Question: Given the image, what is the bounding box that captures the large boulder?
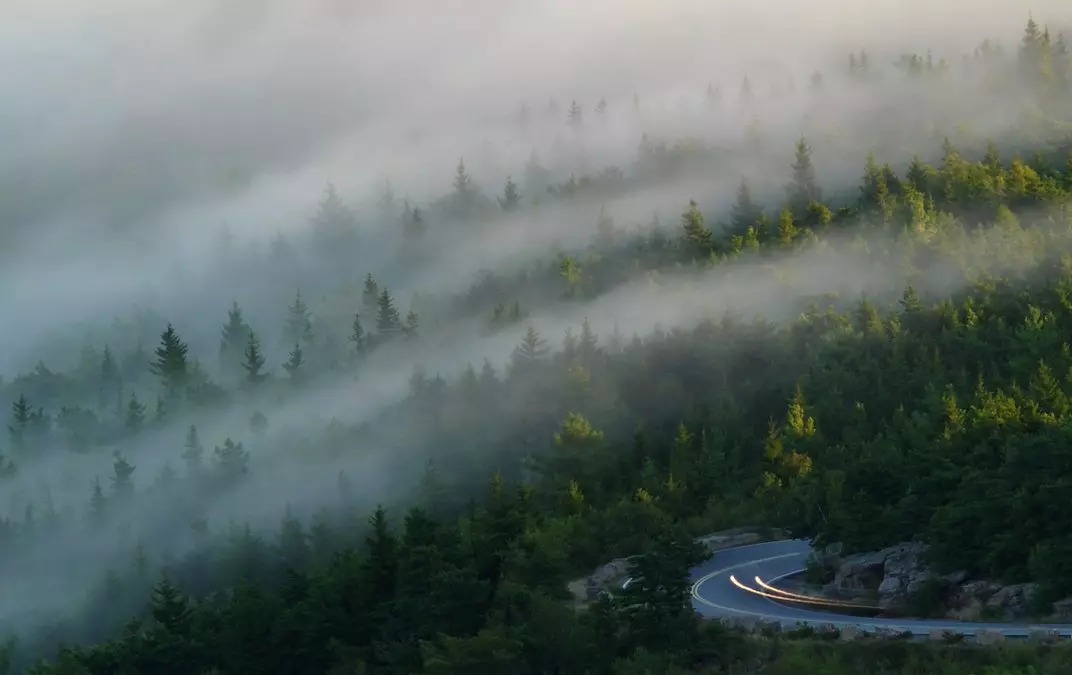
[827,542,928,601]
[984,582,1037,619]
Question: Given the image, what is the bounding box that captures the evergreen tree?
[111,453,135,497]
[498,176,521,213]
[559,256,582,298]
[182,425,204,478]
[363,505,399,608]
[89,476,106,523]
[242,331,268,385]
[278,506,310,571]
[8,394,31,453]
[523,151,551,195]
[777,207,798,245]
[567,100,583,128]
[362,273,380,318]
[401,206,425,239]
[680,199,712,257]
[618,529,711,650]
[283,343,305,380]
[214,438,249,482]
[404,309,420,340]
[730,179,760,233]
[510,326,550,379]
[787,136,822,212]
[283,290,314,348]
[99,345,121,411]
[219,300,251,379]
[311,183,358,250]
[125,392,146,432]
[150,323,189,397]
[905,155,931,192]
[150,576,191,636]
[451,159,477,217]
[376,288,402,338]
[348,313,367,360]
[153,394,167,426]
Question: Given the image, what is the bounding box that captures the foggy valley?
[2,1,1072,673]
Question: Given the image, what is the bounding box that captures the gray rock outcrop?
[818,540,1058,621]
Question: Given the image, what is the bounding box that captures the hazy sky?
[2,0,1067,241]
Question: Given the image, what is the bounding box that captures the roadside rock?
[824,542,927,601]
[584,556,638,600]
[815,541,1047,621]
[1051,597,1072,619]
[878,576,902,596]
[983,582,1037,619]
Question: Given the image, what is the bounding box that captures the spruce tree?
[362,505,399,608]
[730,179,760,233]
[8,394,31,453]
[510,326,550,379]
[618,529,711,650]
[283,343,305,380]
[451,159,476,217]
[348,313,367,360]
[219,300,251,378]
[362,274,380,318]
[150,577,192,635]
[182,425,204,478]
[787,136,822,212]
[89,476,107,523]
[242,331,267,385]
[125,392,146,432]
[111,453,135,497]
[154,394,167,426]
[404,310,419,340]
[283,290,314,348]
[402,206,426,239]
[777,207,797,245]
[567,100,583,128]
[498,176,521,212]
[680,199,711,257]
[99,345,121,411]
[311,183,358,250]
[213,438,249,481]
[376,288,402,338]
[150,323,189,397]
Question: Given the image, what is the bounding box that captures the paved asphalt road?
[689,539,1072,638]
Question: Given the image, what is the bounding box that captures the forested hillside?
[2,10,1072,675]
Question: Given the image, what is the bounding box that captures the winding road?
[687,539,1072,639]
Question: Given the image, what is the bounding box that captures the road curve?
[689,539,1072,638]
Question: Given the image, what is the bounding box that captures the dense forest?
[1,12,1072,675]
